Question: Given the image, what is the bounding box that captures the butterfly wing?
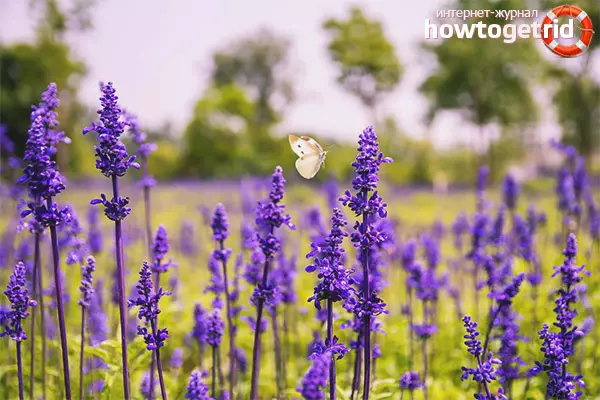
[300,136,324,154]
[289,135,319,158]
[295,153,323,179]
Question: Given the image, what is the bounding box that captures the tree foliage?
[323,7,402,111]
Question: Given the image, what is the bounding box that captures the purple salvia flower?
[193,303,208,348]
[306,208,352,310]
[421,234,440,270]
[399,371,424,391]
[502,173,518,212]
[78,256,95,308]
[206,309,224,348]
[476,165,489,210]
[556,168,579,217]
[530,236,589,397]
[88,290,108,346]
[461,316,501,398]
[297,350,331,400]
[185,370,212,400]
[452,212,470,252]
[339,126,391,398]
[87,205,103,255]
[152,225,174,273]
[488,206,505,247]
[322,175,340,210]
[59,204,88,266]
[2,261,36,342]
[171,347,183,369]
[2,261,36,400]
[127,261,170,351]
[180,221,199,257]
[83,82,139,179]
[249,166,294,399]
[30,83,70,151]
[211,203,229,242]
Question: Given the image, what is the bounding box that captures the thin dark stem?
[79,306,86,400]
[48,197,72,400]
[481,306,502,357]
[145,165,156,400]
[150,319,168,400]
[350,333,362,400]
[217,346,224,396]
[283,304,290,384]
[17,341,24,400]
[249,226,274,400]
[421,340,428,400]
[29,232,40,400]
[476,354,492,398]
[219,240,236,397]
[407,287,414,370]
[272,308,284,398]
[327,298,336,400]
[149,271,160,400]
[112,175,130,399]
[362,213,371,400]
[37,252,47,400]
[212,346,217,399]
[422,304,429,400]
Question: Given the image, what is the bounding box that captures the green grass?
[0,180,598,399]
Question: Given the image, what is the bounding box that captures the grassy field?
[0,179,598,399]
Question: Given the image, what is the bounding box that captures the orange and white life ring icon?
[542,5,595,58]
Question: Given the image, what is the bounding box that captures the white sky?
[1,0,597,148]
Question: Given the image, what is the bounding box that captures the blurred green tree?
[419,0,543,179]
[323,7,402,120]
[210,29,294,131]
[543,0,600,163]
[182,29,299,178]
[0,0,96,173]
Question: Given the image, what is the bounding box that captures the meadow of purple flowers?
[0,83,598,400]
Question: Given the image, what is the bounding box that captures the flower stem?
[212,345,217,399]
[29,232,40,400]
[219,240,236,397]
[112,175,130,399]
[350,332,362,400]
[150,319,168,400]
[37,251,47,400]
[362,214,371,400]
[327,298,336,400]
[17,341,24,400]
[249,226,274,400]
[149,271,160,400]
[481,306,502,357]
[272,307,284,397]
[48,197,72,400]
[79,306,86,400]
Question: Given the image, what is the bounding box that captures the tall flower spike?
[185,370,212,400]
[83,82,139,177]
[78,256,96,308]
[2,262,36,342]
[249,166,294,400]
[339,126,392,399]
[127,262,170,350]
[502,173,518,211]
[306,208,352,310]
[211,203,230,242]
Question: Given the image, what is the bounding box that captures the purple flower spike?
[297,350,331,399]
[2,262,36,342]
[78,256,96,308]
[127,262,170,351]
[530,233,587,399]
[185,370,212,400]
[211,203,230,242]
[83,82,139,177]
[502,174,519,211]
[399,371,424,390]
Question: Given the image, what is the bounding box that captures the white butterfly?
[289,135,327,179]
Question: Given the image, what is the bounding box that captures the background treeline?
[1,0,599,185]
